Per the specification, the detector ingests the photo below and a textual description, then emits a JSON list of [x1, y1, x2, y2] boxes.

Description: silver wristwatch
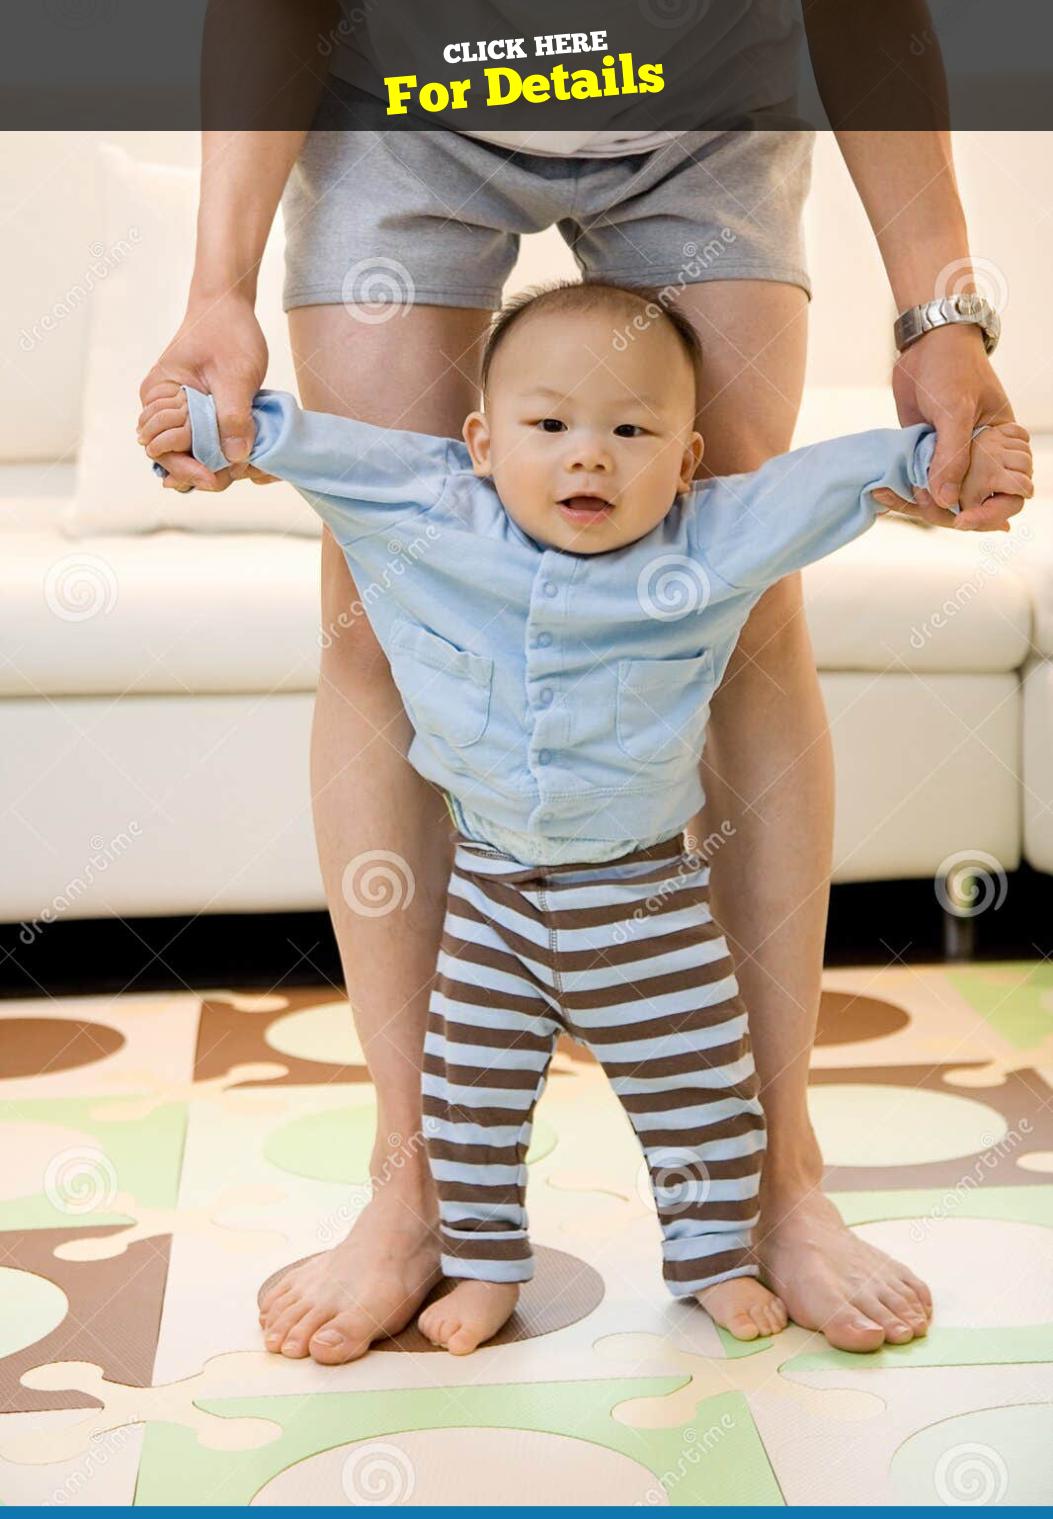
[[894, 293, 1001, 356]]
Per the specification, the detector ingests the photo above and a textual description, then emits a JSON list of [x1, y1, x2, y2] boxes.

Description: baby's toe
[[727, 1311, 761, 1342], [446, 1325, 479, 1355]]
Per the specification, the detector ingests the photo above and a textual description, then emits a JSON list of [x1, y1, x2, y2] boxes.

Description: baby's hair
[[479, 277, 703, 408]]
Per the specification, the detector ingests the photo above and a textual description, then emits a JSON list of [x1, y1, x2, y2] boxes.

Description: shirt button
[[538, 749, 552, 765], [542, 581, 558, 598], [536, 631, 552, 648], [539, 687, 553, 705]]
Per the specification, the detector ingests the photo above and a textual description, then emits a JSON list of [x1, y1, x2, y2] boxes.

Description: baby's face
[[463, 308, 704, 555]]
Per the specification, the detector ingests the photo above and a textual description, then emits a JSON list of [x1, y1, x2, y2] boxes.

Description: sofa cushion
[[803, 513, 1032, 672], [2, 525, 321, 697]]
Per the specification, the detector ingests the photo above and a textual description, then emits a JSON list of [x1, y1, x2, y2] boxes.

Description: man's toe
[[264, 1300, 308, 1350], [820, 1303, 886, 1353], [258, 1274, 297, 1314], [259, 1281, 298, 1324], [280, 1308, 333, 1357], [309, 1314, 373, 1365], [860, 1293, 913, 1343], [879, 1287, 926, 1336]]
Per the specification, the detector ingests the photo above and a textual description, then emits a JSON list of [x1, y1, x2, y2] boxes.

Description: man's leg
[[672, 280, 933, 1351], [257, 302, 493, 1364]]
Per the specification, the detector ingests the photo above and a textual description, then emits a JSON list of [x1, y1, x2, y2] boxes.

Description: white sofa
[[1, 131, 1051, 924]]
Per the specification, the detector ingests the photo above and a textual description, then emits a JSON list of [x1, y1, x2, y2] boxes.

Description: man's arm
[[832, 130, 1021, 530], [140, 1, 340, 491]]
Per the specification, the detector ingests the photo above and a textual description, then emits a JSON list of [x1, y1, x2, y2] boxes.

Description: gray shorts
[[281, 79, 814, 313]]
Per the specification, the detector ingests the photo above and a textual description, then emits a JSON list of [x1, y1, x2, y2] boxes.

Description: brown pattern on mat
[[193, 989, 368, 1088], [814, 991, 910, 1047], [0, 1018, 125, 1079], [193, 988, 590, 1087], [0, 1229, 170, 1413], [811, 1064, 1053, 1191], [257, 1243, 603, 1352]]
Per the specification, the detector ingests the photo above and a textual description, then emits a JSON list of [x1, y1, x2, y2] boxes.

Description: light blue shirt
[[161, 385, 937, 866]]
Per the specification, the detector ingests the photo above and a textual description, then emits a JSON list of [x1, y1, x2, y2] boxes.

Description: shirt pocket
[[616, 650, 715, 764], [389, 619, 494, 749]]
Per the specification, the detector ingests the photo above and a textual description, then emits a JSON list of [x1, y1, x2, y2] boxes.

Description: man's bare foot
[[759, 1179, 933, 1353], [418, 1278, 520, 1355], [695, 1275, 788, 1340], [257, 1178, 442, 1365]]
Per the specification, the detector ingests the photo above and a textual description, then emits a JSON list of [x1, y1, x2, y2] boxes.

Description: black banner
[[1, 0, 1051, 131]]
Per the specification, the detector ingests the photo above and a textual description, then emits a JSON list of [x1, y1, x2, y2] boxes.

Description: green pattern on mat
[[946, 961, 1053, 1050], [0, 1096, 187, 1231], [0, 1266, 68, 1357], [134, 1379, 781, 1507]]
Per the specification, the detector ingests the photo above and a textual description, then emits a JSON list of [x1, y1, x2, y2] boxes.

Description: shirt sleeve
[[687, 424, 939, 592], [152, 383, 453, 543]]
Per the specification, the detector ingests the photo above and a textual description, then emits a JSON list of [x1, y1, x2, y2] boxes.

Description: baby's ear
[[679, 430, 704, 489], [463, 411, 493, 476]]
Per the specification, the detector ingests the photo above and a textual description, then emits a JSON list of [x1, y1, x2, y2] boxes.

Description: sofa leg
[[941, 905, 976, 963]]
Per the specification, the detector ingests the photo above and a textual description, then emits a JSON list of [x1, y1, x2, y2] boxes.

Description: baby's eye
[[614, 424, 645, 438], [537, 418, 566, 433]]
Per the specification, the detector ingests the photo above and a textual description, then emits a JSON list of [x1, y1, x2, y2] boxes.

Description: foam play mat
[[1, 963, 1051, 1506]]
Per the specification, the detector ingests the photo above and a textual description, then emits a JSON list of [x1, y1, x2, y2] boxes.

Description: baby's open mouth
[[558, 494, 614, 513]]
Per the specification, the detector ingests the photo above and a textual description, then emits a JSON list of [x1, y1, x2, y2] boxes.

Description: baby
[[140, 280, 1030, 1356]]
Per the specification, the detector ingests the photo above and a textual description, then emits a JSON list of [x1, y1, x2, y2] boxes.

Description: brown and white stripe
[[422, 831, 765, 1295]]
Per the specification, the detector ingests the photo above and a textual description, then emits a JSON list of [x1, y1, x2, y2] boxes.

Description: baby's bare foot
[[418, 1278, 520, 1355], [696, 1275, 788, 1341]]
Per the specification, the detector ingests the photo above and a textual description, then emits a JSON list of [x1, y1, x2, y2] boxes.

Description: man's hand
[[873, 414, 1034, 531], [137, 291, 275, 493], [887, 322, 1029, 530], [137, 380, 277, 488]]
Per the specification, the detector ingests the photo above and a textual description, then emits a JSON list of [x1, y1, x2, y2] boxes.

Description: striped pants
[[421, 831, 766, 1297]]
